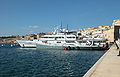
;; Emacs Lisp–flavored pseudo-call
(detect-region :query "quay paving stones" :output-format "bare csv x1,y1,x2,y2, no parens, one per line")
84,44,120,77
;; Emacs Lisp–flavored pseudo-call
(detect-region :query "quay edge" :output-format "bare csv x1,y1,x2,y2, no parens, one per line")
83,44,114,77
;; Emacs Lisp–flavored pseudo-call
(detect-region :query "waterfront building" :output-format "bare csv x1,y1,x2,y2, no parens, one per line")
77,23,114,43
103,28,114,42
112,19,120,41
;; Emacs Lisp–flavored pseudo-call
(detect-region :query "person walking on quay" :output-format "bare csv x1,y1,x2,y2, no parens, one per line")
114,40,120,56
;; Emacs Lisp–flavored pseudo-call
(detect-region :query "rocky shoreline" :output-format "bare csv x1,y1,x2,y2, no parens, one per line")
0,36,21,43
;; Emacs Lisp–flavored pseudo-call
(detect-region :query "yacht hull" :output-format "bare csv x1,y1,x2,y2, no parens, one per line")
16,40,37,48
63,45,107,50
65,47,105,50
37,44,63,50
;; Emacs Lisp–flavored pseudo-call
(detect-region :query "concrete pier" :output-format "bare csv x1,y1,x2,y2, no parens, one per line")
83,44,120,77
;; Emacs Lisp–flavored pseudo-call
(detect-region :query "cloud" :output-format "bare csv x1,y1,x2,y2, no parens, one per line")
29,31,34,33
29,25,39,29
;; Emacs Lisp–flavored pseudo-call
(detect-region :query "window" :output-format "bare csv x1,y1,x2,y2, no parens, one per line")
42,41,47,43
57,41,61,43
78,41,82,43
49,37,54,38
55,37,64,39
66,41,75,43
83,41,86,43
43,37,48,38
67,37,75,38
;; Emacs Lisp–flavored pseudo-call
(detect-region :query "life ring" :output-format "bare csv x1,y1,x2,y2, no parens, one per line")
62,46,66,50
86,41,92,46
67,46,71,50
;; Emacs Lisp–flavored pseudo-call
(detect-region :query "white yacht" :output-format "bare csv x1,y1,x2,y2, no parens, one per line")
37,26,108,50
16,25,76,48
63,37,108,50
17,25,108,50
37,33,77,49
37,26,77,49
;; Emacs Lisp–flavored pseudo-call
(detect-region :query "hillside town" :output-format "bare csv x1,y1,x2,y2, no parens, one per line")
0,19,120,43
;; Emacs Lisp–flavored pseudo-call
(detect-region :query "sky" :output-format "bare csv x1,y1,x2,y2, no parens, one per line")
0,0,120,36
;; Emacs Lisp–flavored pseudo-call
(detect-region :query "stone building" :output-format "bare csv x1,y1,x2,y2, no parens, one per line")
103,28,114,42
77,21,116,43
23,34,37,40
112,19,120,41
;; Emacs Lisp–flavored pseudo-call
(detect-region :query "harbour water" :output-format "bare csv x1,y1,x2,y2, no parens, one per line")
0,43,106,77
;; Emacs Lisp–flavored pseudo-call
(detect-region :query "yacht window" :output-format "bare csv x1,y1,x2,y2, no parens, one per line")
98,41,101,43
43,37,48,38
66,41,75,43
78,41,82,43
93,41,97,43
42,41,47,43
67,37,75,38
57,41,61,43
55,37,64,39
83,41,86,43
49,37,54,38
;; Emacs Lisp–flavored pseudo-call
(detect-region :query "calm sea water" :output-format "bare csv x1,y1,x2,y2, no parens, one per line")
0,43,106,77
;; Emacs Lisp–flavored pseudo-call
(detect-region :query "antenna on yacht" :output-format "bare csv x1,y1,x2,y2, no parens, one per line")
60,21,62,32
66,24,69,34
56,25,58,34
67,24,68,30
53,25,58,34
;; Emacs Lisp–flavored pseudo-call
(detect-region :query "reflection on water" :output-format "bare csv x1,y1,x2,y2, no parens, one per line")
19,48,37,50
0,44,106,77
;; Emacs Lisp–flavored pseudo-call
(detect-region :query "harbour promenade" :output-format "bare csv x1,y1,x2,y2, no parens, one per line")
83,44,120,77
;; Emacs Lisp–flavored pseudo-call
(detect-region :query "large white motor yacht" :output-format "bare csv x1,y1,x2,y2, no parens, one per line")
37,26,77,49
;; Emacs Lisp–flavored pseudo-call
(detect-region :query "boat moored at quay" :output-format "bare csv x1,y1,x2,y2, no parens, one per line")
37,26,109,50
63,37,109,50
17,25,109,50
37,33,77,50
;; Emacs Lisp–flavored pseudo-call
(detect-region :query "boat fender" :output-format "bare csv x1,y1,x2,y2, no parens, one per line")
103,44,106,50
62,46,66,50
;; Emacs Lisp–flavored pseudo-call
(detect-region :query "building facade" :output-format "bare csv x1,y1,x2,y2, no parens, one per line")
112,19,120,41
